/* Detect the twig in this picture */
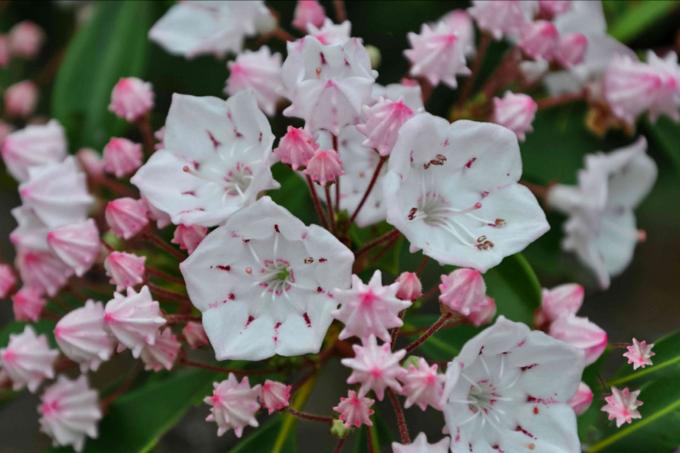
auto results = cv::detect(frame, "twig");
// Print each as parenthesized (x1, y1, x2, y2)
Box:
(143, 231, 186, 261)
(146, 266, 185, 285)
(325, 184, 336, 234)
(180, 358, 279, 376)
(536, 90, 586, 110)
(306, 175, 330, 229)
(457, 32, 491, 108)
(404, 313, 453, 353)
(387, 389, 411, 444)
(354, 229, 400, 258)
(147, 282, 191, 305)
(287, 407, 333, 424)
(333, 0, 347, 22)
(349, 156, 386, 225)
(333, 437, 347, 453)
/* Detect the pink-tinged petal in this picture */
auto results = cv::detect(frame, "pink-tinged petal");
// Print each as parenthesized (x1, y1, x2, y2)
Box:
(8, 20, 44, 59)
(182, 321, 209, 349)
(395, 272, 422, 301)
(104, 251, 146, 291)
(1, 120, 66, 182)
(357, 97, 414, 156)
(105, 197, 149, 240)
(11, 286, 46, 322)
(468, 0, 536, 40)
(602, 387, 643, 427)
(493, 91, 537, 141)
(402, 358, 444, 411)
(555, 32, 588, 68)
(15, 247, 72, 297)
(303, 149, 343, 185)
(47, 219, 100, 277)
(259, 380, 291, 414)
(439, 268, 495, 326)
(549, 315, 607, 365)
(109, 77, 154, 122)
(3, 80, 38, 119)
(392, 432, 450, 453)
(569, 382, 593, 415)
(205, 374, 261, 437)
(103, 137, 143, 178)
(76, 148, 106, 180)
(535, 283, 584, 328)
(226, 47, 283, 116)
(519, 21, 559, 61)
(292, 0, 326, 32)
(0, 263, 17, 298)
(172, 224, 208, 254)
(333, 390, 374, 428)
(140, 328, 180, 371)
(0, 326, 58, 392)
(273, 126, 319, 170)
(623, 338, 655, 370)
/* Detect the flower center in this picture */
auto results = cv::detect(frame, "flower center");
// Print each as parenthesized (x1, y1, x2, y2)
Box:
(223, 163, 253, 197)
(258, 259, 295, 296)
(468, 380, 500, 415)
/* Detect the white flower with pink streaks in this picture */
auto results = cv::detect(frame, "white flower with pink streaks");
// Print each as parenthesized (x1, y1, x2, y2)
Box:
(55, 300, 115, 372)
(384, 114, 549, 272)
(392, 433, 450, 453)
(226, 47, 283, 116)
(38, 375, 101, 452)
(443, 316, 584, 453)
(180, 196, 353, 360)
(132, 91, 278, 227)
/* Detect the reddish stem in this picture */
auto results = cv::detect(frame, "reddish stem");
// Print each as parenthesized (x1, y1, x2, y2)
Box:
(349, 156, 386, 225)
(306, 175, 330, 229)
(457, 32, 491, 107)
(333, 0, 347, 22)
(333, 437, 347, 453)
(136, 114, 155, 155)
(165, 313, 200, 324)
(146, 266, 185, 285)
(180, 358, 279, 376)
(387, 388, 411, 444)
(404, 312, 453, 353)
(147, 282, 191, 305)
(536, 90, 586, 110)
(325, 183, 336, 234)
(143, 231, 186, 261)
(287, 407, 333, 424)
(354, 229, 401, 258)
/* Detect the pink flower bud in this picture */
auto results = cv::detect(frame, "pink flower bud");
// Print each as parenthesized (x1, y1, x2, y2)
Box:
(76, 148, 105, 179)
(569, 382, 593, 415)
(104, 251, 146, 291)
(439, 268, 488, 317)
(549, 315, 607, 365)
(172, 224, 208, 254)
(15, 248, 72, 297)
(303, 149, 343, 185)
(103, 137, 143, 178)
(357, 98, 414, 156)
(623, 338, 655, 370)
(1, 120, 66, 182)
(602, 387, 642, 427)
(259, 379, 291, 414)
(555, 32, 588, 68)
(469, 0, 534, 41)
(140, 328, 180, 371)
(538, 0, 572, 18)
(466, 296, 496, 327)
(108, 77, 154, 122)
(395, 272, 422, 301)
(0, 264, 17, 298)
(4, 81, 39, 118)
(535, 283, 584, 328)
(11, 286, 46, 322)
(46, 219, 100, 277)
(0, 326, 57, 392)
(273, 126, 319, 170)
(8, 21, 44, 59)
(292, 0, 326, 32)
(333, 390, 374, 428)
(519, 21, 559, 62)
(493, 91, 537, 141)
(182, 321, 209, 349)
(105, 197, 149, 240)
(0, 36, 10, 68)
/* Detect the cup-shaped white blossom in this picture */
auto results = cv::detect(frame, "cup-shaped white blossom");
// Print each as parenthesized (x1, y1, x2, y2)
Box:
(55, 300, 115, 372)
(0, 326, 58, 392)
(468, 0, 536, 40)
(19, 157, 93, 229)
(492, 92, 538, 142)
(132, 91, 278, 227)
(140, 328, 181, 372)
(404, 21, 470, 88)
(226, 47, 283, 116)
(46, 219, 100, 277)
(1, 120, 66, 182)
(39, 375, 101, 452)
(180, 196, 354, 361)
(205, 374, 261, 437)
(103, 137, 143, 178)
(11, 286, 46, 322)
(104, 251, 146, 291)
(149, 1, 274, 59)
(384, 114, 549, 272)
(281, 36, 377, 134)
(443, 316, 585, 453)
(104, 285, 166, 358)
(108, 77, 154, 122)
(333, 270, 411, 342)
(546, 138, 657, 288)
(392, 433, 450, 453)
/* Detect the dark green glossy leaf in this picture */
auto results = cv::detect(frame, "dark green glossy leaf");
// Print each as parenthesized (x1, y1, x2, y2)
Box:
(0, 320, 56, 346)
(52, 1, 155, 149)
(485, 253, 542, 324)
(645, 117, 680, 172)
(607, 0, 679, 42)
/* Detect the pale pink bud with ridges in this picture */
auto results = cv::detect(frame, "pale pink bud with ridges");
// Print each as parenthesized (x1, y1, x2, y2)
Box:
(15, 248, 72, 297)
(493, 91, 537, 141)
(104, 251, 146, 291)
(0, 263, 17, 298)
(441, 10, 475, 56)
(104, 286, 166, 358)
(38, 375, 101, 452)
(549, 315, 607, 365)
(0, 36, 9, 67)
(569, 382, 593, 416)
(105, 197, 149, 240)
(1, 120, 66, 182)
(205, 374, 261, 438)
(401, 357, 444, 411)
(8, 21, 44, 59)
(47, 219, 100, 277)
(172, 224, 208, 254)
(357, 97, 414, 156)
(293, 0, 326, 32)
(103, 137, 143, 178)
(333, 390, 374, 428)
(303, 149, 343, 185)
(140, 328, 181, 371)
(466, 296, 496, 327)
(273, 126, 319, 170)
(535, 283, 584, 328)
(0, 326, 58, 392)
(182, 321, 209, 349)
(395, 272, 422, 301)
(109, 77, 154, 122)
(76, 148, 105, 180)
(259, 380, 291, 414)
(602, 387, 642, 427)
(4, 80, 39, 118)
(11, 286, 46, 322)
(439, 268, 493, 324)
(54, 300, 115, 372)
(555, 32, 588, 68)
(623, 338, 655, 370)
(519, 21, 559, 61)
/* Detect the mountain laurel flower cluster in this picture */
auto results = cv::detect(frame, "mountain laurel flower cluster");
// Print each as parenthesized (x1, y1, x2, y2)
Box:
(0, 1, 673, 451)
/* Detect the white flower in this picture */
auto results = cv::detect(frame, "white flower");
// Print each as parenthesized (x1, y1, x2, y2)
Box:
(371, 82, 424, 112)
(132, 90, 278, 227)
(281, 36, 377, 134)
(180, 196, 353, 361)
(546, 138, 657, 288)
(149, 1, 274, 59)
(383, 114, 549, 272)
(392, 432, 450, 453)
(443, 316, 585, 453)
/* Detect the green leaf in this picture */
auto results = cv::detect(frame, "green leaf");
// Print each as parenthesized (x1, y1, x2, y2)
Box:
(609, 330, 680, 387)
(607, 1, 679, 42)
(0, 320, 56, 346)
(645, 117, 680, 172)
(587, 379, 680, 452)
(81, 369, 216, 453)
(485, 253, 542, 324)
(229, 414, 297, 453)
(52, 1, 155, 149)
(270, 165, 315, 225)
